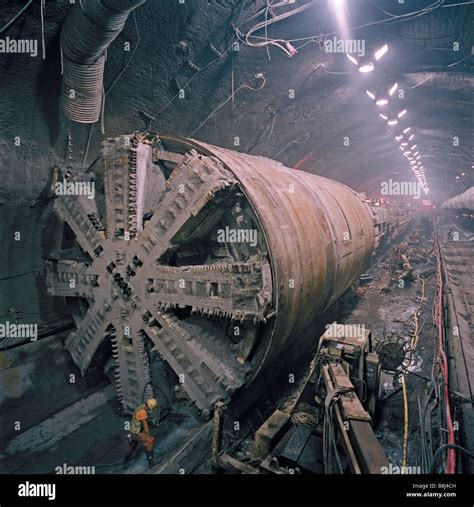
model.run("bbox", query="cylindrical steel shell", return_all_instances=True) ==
[160,136,376,380]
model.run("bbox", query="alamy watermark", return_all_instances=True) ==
[55,463,95,474]
[381,464,422,474]
[0,321,38,341]
[324,37,365,57]
[55,179,95,200]
[217,226,257,247]
[325,322,366,339]
[18,482,55,501]
[381,179,421,200]
[0,37,38,58]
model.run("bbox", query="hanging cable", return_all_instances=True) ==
[0,0,35,34]
[401,374,409,471]
[431,444,474,473]
[40,0,46,60]
[434,239,457,473]
[0,269,44,282]
[323,386,352,474]
[189,73,266,136]
[236,1,319,57]
[147,43,234,129]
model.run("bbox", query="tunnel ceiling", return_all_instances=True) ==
[0,0,472,205]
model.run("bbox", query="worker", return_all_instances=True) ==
[124,398,157,469]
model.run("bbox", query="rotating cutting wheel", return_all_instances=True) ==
[46,133,273,413]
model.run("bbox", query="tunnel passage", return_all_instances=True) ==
[46,132,375,413]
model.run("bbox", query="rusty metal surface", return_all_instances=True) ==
[47,133,376,412]
[161,136,376,381]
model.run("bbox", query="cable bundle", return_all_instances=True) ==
[61,0,145,123]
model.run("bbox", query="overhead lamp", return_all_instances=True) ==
[389,83,398,96]
[379,114,388,120]
[366,90,376,100]
[395,135,403,141]
[374,44,388,61]
[403,127,411,133]
[359,62,374,73]
[399,145,404,151]
[408,134,414,141]
[401,142,408,147]
[388,119,398,126]
[411,145,417,150]
[413,151,419,156]
[347,45,388,73]
[404,151,411,156]
[398,109,407,118]
[376,99,388,106]
[346,54,358,66]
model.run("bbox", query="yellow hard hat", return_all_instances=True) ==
[146,398,157,410]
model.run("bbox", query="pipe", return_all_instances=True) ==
[60,0,145,123]
[441,186,474,211]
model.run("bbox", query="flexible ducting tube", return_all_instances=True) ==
[441,187,474,211]
[61,0,145,123]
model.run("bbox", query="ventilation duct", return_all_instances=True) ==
[442,187,474,211]
[61,0,145,123]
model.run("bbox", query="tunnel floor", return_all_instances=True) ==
[0,220,468,475]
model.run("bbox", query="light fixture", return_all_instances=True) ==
[389,83,398,96]
[399,145,404,151]
[403,127,411,133]
[379,114,388,120]
[411,145,417,150]
[374,44,388,61]
[359,62,374,73]
[413,151,419,156]
[376,99,388,106]
[398,109,407,118]
[366,90,376,100]
[388,119,398,126]
[408,134,414,141]
[346,54,358,66]
[401,142,408,147]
